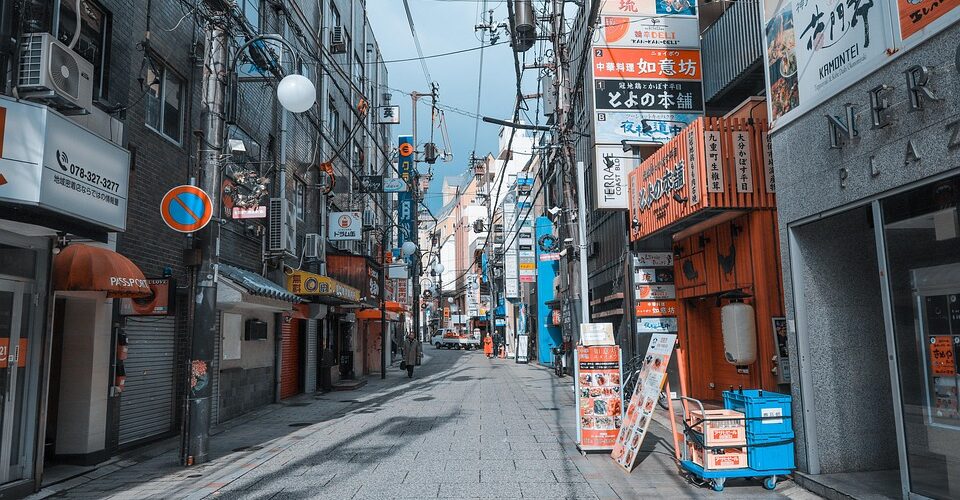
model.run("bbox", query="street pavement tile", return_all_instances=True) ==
[437,481,522,498]
[514,459,579,471]
[354,483,441,499]
[483,468,556,483]
[519,482,599,499]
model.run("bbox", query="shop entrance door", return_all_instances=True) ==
[0,278,29,485]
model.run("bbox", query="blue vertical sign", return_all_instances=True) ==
[397,135,414,246]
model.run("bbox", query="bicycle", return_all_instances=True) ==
[551,345,568,377]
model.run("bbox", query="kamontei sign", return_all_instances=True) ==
[0,96,130,231]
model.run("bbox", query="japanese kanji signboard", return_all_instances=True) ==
[592,48,701,80]
[594,79,703,112]
[591,2,703,207]
[628,117,777,242]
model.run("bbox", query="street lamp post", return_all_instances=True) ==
[185,8,315,466]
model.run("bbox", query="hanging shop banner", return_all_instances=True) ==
[636,284,676,300]
[595,111,699,145]
[593,48,702,81]
[595,145,634,210]
[761,0,889,128]
[636,300,678,317]
[636,317,679,333]
[397,136,414,245]
[0,97,130,231]
[634,252,674,267]
[628,117,777,242]
[594,80,704,113]
[575,345,624,451]
[375,105,400,124]
[328,212,361,241]
[601,0,697,17]
[596,15,701,49]
[634,267,674,284]
[581,323,616,346]
[120,279,173,316]
[897,0,960,43]
[611,333,677,471]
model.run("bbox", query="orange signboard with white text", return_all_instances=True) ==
[629,117,777,242]
[592,47,702,80]
[575,345,623,451]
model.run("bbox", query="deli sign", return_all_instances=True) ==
[0,96,130,231]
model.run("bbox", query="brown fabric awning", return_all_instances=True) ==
[53,244,151,298]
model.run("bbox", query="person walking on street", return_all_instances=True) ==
[483,334,493,358]
[402,332,421,378]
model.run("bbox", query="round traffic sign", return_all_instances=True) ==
[399,142,414,157]
[160,185,214,233]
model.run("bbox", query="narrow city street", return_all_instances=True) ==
[32,350,815,500]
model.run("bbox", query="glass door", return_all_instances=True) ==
[0,278,25,485]
[880,175,960,499]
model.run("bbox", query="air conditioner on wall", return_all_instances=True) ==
[304,233,321,259]
[268,198,297,255]
[330,26,347,54]
[17,33,93,114]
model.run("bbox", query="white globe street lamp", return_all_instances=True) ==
[276,74,316,113]
[434,263,445,274]
[401,241,418,258]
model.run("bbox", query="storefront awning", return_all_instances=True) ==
[220,264,302,303]
[286,269,361,305]
[385,300,406,313]
[53,244,151,298]
[356,308,401,321]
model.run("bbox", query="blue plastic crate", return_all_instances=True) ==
[746,430,795,471]
[723,390,793,435]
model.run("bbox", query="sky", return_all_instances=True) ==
[367,0,535,213]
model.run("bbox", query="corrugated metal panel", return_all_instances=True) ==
[701,1,763,102]
[280,319,300,399]
[304,319,318,393]
[212,313,221,425]
[119,317,176,445]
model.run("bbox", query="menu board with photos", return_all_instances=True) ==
[923,293,960,427]
[611,333,677,471]
[575,345,624,451]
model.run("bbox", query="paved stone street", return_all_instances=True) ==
[32,349,818,500]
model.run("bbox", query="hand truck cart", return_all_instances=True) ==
[671,396,794,492]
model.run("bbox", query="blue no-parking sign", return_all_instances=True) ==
[160,185,213,233]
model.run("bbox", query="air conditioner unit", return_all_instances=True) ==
[304,233,321,259]
[268,198,297,254]
[330,26,347,54]
[17,33,93,114]
[362,208,375,228]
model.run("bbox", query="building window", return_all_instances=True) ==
[238,0,261,31]
[145,62,184,143]
[295,179,306,220]
[329,3,341,29]
[328,97,340,141]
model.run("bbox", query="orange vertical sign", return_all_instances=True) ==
[930,336,956,376]
[0,339,28,368]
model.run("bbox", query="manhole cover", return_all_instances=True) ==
[187,474,203,478]
[412,396,434,401]
[537,407,560,411]
[288,422,314,427]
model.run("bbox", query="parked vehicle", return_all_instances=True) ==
[432,328,480,350]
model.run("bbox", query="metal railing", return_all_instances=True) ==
[701,1,764,102]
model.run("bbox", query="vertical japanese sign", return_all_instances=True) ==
[704,131,724,193]
[593,0,703,189]
[397,136,414,246]
[575,345,623,451]
[732,131,754,193]
[611,333,676,471]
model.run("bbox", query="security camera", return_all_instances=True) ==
[547,206,562,217]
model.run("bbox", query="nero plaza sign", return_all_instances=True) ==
[0,96,130,231]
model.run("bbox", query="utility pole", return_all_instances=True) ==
[184,12,227,466]
[410,85,439,342]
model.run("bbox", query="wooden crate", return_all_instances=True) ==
[689,443,749,470]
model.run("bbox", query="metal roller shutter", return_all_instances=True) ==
[119,316,176,445]
[212,313,221,425]
[305,319,317,394]
[280,320,300,399]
